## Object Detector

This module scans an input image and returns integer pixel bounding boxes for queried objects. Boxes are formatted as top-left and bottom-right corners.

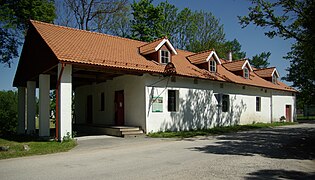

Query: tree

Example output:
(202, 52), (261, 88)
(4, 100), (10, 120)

(0, 90), (18, 135)
(0, 0), (56, 67)
(159, 1), (178, 43)
(215, 39), (246, 60)
(239, 0), (315, 104)
(131, 0), (164, 42)
(63, 0), (127, 31)
(186, 11), (225, 53)
(249, 51), (271, 68)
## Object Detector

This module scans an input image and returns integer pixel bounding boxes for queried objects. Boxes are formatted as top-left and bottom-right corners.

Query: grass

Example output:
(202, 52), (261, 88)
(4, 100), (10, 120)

(0, 135), (77, 160)
(148, 122), (297, 138)
(297, 115), (315, 120)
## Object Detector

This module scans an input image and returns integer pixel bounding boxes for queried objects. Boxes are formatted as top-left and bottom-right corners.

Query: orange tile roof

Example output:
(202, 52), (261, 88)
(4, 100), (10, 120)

(255, 67), (277, 78)
(16, 20), (295, 92)
(139, 37), (165, 55)
(222, 60), (248, 71)
(187, 50), (214, 64)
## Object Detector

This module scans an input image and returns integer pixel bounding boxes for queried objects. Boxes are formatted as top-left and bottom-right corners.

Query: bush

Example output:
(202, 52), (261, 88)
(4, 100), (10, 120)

(0, 90), (18, 135)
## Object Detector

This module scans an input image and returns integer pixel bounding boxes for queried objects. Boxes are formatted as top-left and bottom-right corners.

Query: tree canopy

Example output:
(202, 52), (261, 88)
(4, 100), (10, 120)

(239, 0), (315, 104)
(249, 52), (271, 69)
(0, 0), (55, 67)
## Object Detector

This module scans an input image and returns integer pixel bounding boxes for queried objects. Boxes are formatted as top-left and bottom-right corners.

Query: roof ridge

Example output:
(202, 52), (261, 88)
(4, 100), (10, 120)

(30, 20), (145, 44)
(254, 67), (276, 71)
(138, 36), (168, 48)
(222, 59), (246, 64)
(186, 49), (215, 58)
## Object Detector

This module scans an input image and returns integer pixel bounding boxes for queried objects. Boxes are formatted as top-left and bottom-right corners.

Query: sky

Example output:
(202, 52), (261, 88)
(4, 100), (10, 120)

(0, 0), (294, 91)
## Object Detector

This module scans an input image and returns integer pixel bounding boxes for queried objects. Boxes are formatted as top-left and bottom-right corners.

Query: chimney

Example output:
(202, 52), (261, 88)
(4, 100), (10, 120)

(227, 51), (232, 62)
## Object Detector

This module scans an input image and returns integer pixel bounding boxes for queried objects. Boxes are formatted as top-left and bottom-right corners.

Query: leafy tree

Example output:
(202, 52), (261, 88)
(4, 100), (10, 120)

(239, 0), (315, 104)
(159, 1), (178, 43)
(215, 39), (246, 60)
(186, 11), (225, 53)
(0, 0), (56, 67)
(249, 52), (271, 68)
(131, 0), (164, 42)
(0, 90), (18, 135)
(62, 0), (127, 31)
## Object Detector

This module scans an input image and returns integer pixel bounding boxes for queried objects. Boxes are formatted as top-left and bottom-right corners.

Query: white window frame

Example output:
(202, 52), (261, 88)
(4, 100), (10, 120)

(272, 73), (277, 84)
(256, 97), (261, 112)
(244, 67), (249, 79)
(222, 94), (229, 112)
(168, 90), (179, 112)
(160, 50), (170, 64)
(209, 60), (216, 72)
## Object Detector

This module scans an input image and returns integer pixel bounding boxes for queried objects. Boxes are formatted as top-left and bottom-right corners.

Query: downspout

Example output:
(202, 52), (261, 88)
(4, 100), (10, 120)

(270, 90), (273, 123)
(55, 63), (65, 141)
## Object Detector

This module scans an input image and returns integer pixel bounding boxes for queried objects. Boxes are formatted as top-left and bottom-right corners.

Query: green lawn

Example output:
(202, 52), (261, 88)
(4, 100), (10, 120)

(148, 122), (297, 138)
(0, 136), (76, 160)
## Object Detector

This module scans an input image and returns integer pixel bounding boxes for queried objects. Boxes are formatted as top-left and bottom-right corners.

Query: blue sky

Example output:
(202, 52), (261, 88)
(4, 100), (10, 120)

(0, 0), (294, 91)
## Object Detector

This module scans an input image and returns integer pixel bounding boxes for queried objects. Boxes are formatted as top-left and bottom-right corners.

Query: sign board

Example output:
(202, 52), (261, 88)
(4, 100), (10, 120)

(152, 97), (163, 112)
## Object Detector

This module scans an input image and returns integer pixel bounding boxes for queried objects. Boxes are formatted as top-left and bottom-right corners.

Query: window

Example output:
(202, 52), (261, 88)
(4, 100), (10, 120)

(100, 92), (105, 111)
(222, 94), (229, 112)
(210, 60), (216, 72)
(256, 97), (261, 112)
(160, 50), (170, 64)
(244, 67), (249, 79)
(168, 90), (178, 112)
(272, 74), (277, 84)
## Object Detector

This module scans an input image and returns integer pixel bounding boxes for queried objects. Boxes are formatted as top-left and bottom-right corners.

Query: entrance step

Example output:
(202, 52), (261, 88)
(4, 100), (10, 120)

(105, 126), (144, 137)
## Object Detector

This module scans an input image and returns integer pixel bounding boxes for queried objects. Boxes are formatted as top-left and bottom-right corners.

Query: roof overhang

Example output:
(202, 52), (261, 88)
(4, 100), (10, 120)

(271, 68), (280, 78)
(241, 60), (253, 71)
(155, 38), (178, 55)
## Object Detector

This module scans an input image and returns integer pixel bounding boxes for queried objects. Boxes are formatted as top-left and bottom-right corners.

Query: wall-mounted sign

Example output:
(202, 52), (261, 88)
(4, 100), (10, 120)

(152, 97), (163, 112)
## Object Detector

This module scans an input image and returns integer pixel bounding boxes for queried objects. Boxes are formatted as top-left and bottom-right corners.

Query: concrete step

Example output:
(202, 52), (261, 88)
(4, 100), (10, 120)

(121, 130), (144, 135)
(119, 127), (140, 132)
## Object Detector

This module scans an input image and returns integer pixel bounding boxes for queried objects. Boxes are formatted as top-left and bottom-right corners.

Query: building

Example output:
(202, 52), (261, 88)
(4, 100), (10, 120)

(14, 20), (296, 140)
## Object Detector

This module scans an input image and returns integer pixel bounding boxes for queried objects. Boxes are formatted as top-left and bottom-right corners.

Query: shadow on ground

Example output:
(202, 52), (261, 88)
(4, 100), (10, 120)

(245, 169), (315, 180)
(190, 125), (315, 160)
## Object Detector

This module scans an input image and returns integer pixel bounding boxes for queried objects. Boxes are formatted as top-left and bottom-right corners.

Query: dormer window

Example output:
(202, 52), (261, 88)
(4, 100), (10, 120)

(160, 50), (170, 64)
(210, 60), (216, 72)
(244, 67), (249, 79)
(272, 73), (277, 84)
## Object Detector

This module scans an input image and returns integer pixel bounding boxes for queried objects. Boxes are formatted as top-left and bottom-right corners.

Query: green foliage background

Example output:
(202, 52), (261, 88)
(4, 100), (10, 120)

(0, 91), (18, 135)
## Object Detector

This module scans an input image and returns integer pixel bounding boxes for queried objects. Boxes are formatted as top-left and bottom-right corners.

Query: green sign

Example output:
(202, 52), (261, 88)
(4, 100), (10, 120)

(152, 97), (163, 112)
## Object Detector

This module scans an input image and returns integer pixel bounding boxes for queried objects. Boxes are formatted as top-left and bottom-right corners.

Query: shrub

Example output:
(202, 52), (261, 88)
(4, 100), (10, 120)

(0, 90), (18, 135)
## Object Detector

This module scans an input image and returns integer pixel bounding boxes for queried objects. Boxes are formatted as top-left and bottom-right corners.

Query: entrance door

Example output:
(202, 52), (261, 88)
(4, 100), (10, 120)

(115, 90), (124, 126)
(86, 95), (93, 124)
(285, 105), (292, 122)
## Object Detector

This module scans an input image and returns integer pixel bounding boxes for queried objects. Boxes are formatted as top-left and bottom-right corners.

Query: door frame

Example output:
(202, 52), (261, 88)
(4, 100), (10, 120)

(86, 95), (93, 124)
(114, 90), (124, 126)
(285, 104), (292, 122)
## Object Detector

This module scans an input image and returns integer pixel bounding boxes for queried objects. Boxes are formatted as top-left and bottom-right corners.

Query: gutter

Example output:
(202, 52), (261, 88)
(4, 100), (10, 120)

(55, 63), (65, 141)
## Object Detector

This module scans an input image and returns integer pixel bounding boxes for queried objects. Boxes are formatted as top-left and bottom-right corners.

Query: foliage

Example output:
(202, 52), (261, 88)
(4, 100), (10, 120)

(131, 0), (164, 42)
(0, 0), (56, 67)
(186, 11), (225, 53)
(0, 136), (77, 159)
(148, 122), (296, 138)
(0, 91), (18, 135)
(62, 0), (127, 31)
(249, 51), (271, 68)
(239, 0), (315, 104)
(215, 39), (246, 60)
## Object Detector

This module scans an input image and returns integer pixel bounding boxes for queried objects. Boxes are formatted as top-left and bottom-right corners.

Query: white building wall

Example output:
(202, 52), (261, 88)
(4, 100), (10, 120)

(144, 75), (272, 133)
(74, 75), (146, 130)
(74, 73), (295, 134)
(271, 90), (296, 122)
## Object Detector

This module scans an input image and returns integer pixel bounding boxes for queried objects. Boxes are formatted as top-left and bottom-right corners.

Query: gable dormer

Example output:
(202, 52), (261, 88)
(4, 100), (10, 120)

(139, 37), (177, 64)
(222, 60), (253, 79)
(186, 50), (221, 73)
(254, 67), (280, 84)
